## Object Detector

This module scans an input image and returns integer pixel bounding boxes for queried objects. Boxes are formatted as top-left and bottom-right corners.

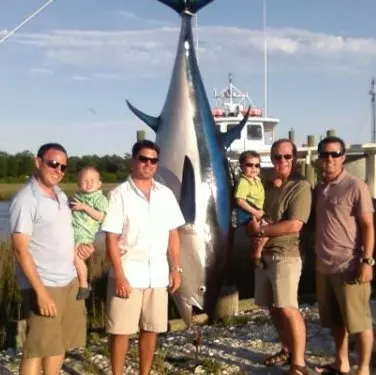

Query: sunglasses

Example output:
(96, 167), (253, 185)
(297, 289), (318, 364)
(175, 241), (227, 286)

(273, 154), (293, 161)
(42, 159), (67, 173)
(244, 163), (260, 168)
(319, 151), (344, 159)
(138, 155), (159, 165)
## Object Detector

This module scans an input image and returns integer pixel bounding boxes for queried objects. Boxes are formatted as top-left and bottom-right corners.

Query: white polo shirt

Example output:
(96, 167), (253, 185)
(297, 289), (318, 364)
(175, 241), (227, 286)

(101, 178), (185, 288)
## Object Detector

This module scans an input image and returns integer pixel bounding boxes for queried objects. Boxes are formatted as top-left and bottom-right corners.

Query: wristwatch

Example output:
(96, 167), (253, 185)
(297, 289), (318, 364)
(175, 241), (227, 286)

(362, 257), (375, 266)
(171, 265), (183, 273)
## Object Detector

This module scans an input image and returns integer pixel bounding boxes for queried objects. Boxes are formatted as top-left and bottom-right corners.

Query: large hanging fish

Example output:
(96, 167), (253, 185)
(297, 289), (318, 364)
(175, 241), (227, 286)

(126, 0), (249, 325)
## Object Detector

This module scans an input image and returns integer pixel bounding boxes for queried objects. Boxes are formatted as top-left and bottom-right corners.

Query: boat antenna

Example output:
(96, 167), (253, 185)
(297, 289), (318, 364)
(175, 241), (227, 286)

(263, 0), (268, 117)
(0, 0), (56, 45)
(370, 77), (376, 143)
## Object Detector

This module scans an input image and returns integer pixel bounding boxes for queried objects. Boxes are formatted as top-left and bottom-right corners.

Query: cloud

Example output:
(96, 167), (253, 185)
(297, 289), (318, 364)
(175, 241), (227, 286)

(115, 10), (171, 27)
(7, 25), (376, 75)
(70, 75), (89, 81)
(30, 67), (54, 75)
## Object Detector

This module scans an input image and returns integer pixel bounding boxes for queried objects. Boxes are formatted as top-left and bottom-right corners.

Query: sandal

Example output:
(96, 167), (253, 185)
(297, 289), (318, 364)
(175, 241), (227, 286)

(284, 364), (309, 375)
(263, 348), (291, 367)
(315, 364), (349, 375)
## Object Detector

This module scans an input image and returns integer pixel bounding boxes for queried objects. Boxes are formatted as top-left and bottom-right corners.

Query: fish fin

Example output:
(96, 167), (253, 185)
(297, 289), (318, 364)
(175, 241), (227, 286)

(157, 0), (214, 14)
(126, 100), (160, 132)
(221, 106), (250, 149)
(179, 156), (196, 223)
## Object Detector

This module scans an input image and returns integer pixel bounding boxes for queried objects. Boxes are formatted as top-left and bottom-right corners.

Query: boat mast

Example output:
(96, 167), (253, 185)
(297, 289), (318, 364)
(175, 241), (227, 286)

(263, 0), (268, 117)
(370, 78), (376, 143)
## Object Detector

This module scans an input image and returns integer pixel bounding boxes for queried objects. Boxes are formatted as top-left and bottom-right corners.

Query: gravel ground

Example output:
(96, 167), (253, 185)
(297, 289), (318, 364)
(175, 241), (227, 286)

(0, 303), (374, 375)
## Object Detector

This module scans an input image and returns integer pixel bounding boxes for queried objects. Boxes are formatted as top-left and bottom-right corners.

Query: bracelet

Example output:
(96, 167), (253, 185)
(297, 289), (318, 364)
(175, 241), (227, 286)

(171, 265), (183, 273)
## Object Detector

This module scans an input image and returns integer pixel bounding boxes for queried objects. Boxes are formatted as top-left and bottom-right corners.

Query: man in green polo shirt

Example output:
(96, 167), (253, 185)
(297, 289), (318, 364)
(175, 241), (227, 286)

(249, 139), (312, 375)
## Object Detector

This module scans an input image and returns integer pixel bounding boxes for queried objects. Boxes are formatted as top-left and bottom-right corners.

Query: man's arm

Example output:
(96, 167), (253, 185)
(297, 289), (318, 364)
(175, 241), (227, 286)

(106, 232), (124, 279)
(168, 229), (181, 294)
(12, 233), (57, 317)
(105, 232), (131, 298)
(261, 219), (304, 237)
(358, 212), (374, 259)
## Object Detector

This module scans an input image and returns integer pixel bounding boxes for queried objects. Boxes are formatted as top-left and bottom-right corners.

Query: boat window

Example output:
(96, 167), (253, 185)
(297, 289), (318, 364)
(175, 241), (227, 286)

(247, 125), (262, 140)
(227, 124), (241, 139)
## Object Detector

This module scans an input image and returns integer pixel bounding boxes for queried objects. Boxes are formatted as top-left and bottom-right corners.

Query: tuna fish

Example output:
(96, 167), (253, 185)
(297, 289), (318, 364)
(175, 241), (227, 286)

(126, 0), (249, 325)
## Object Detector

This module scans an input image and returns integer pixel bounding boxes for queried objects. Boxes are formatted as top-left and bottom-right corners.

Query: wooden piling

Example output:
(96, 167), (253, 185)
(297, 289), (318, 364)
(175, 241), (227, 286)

(306, 135), (316, 186)
(326, 129), (336, 137)
(137, 130), (145, 141)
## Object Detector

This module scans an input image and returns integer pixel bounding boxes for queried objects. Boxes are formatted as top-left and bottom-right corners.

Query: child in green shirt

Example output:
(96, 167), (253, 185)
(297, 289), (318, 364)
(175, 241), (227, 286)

(70, 166), (108, 299)
(234, 151), (269, 267)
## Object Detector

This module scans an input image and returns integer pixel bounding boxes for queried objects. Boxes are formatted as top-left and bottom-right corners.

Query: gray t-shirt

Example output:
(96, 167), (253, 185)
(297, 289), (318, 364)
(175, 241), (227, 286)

(9, 177), (76, 288)
(314, 170), (374, 274)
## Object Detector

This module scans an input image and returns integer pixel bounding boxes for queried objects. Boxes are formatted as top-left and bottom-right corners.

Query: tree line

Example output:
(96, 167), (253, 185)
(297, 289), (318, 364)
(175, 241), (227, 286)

(0, 151), (132, 183)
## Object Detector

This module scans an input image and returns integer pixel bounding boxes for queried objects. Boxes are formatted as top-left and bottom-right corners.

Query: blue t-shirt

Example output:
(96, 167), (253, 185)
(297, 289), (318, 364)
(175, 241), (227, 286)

(9, 177), (76, 289)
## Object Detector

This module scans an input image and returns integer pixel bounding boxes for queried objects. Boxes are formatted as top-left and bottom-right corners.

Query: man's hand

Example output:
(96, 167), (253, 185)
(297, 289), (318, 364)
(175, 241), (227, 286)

(77, 243), (95, 260)
(358, 263), (373, 283)
(169, 270), (182, 294)
(37, 290), (57, 317)
(70, 199), (87, 212)
(114, 275), (132, 298)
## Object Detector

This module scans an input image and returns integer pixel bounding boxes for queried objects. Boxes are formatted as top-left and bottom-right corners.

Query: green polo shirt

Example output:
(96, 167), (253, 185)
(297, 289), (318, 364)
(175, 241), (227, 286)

(234, 174), (265, 210)
(263, 175), (312, 256)
(72, 190), (108, 245)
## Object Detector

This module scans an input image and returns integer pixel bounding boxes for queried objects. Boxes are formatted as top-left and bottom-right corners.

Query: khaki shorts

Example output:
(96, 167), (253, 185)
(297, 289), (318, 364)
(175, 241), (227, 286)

(106, 277), (168, 335)
(255, 255), (302, 308)
(22, 278), (86, 358)
(316, 271), (372, 334)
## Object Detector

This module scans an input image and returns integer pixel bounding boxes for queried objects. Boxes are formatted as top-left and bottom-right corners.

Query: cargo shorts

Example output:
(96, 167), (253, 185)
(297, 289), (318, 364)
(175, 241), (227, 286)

(316, 271), (372, 334)
(254, 254), (302, 309)
(106, 277), (168, 335)
(22, 278), (86, 358)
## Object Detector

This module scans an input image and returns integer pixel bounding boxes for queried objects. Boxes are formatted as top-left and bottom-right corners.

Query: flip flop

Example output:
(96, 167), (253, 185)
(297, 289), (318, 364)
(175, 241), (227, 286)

(314, 364), (349, 375)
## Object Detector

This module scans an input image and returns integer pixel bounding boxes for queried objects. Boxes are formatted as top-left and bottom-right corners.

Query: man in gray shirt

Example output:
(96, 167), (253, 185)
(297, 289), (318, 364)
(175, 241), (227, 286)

(9, 143), (93, 375)
(314, 136), (374, 375)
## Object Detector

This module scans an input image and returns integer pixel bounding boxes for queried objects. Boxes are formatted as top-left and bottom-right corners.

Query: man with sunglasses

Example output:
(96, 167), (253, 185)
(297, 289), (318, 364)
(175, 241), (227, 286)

(9, 143), (92, 375)
(249, 139), (312, 375)
(102, 139), (185, 375)
(313, 136), (374, 375)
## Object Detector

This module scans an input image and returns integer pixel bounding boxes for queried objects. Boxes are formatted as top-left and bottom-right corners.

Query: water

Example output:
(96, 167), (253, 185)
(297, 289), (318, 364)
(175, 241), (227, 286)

(0, 201), (10, 240)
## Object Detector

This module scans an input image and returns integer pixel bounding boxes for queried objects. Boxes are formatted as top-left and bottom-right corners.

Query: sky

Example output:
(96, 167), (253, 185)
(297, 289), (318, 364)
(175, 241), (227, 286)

(1, 0), (376, 156)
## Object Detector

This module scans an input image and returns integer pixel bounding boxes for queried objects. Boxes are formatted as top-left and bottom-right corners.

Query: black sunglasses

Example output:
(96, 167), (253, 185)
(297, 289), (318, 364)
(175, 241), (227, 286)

(138, 155), (159, 165)
(244, 163), (260, 168)
(273, 154), (293, 161)
(42, 159), (67, 172)
(319, 151), (344, 159)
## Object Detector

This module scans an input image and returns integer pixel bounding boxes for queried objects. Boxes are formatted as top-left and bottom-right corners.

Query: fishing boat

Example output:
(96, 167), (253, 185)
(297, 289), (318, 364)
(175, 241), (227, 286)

(212, 74), (280, 166)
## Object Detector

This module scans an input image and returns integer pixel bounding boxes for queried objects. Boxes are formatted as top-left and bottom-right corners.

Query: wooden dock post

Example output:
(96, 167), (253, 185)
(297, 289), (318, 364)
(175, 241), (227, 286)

(137, 130), (145, 141)
(326, 129), (336, 137)
(306, 135), (316, 186)
(366, 149), (376, 198)
(288, 128), (295, 143)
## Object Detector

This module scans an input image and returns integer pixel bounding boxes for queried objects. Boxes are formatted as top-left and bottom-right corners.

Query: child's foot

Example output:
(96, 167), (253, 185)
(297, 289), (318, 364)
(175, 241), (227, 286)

(253, 257), (263, 269)
(77, 286), (91, 300)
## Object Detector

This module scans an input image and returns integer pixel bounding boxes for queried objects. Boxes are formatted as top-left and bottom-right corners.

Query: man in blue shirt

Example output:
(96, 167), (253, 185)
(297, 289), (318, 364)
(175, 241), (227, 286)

(9, 143), (93, 375)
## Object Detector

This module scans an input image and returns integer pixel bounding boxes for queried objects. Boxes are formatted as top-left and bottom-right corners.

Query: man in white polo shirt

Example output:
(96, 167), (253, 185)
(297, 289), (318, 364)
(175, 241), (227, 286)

(102, 139), (185, 375)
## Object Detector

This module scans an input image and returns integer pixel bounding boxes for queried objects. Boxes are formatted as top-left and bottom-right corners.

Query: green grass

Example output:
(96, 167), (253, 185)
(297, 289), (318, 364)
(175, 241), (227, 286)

(0, 183), (119, 201)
